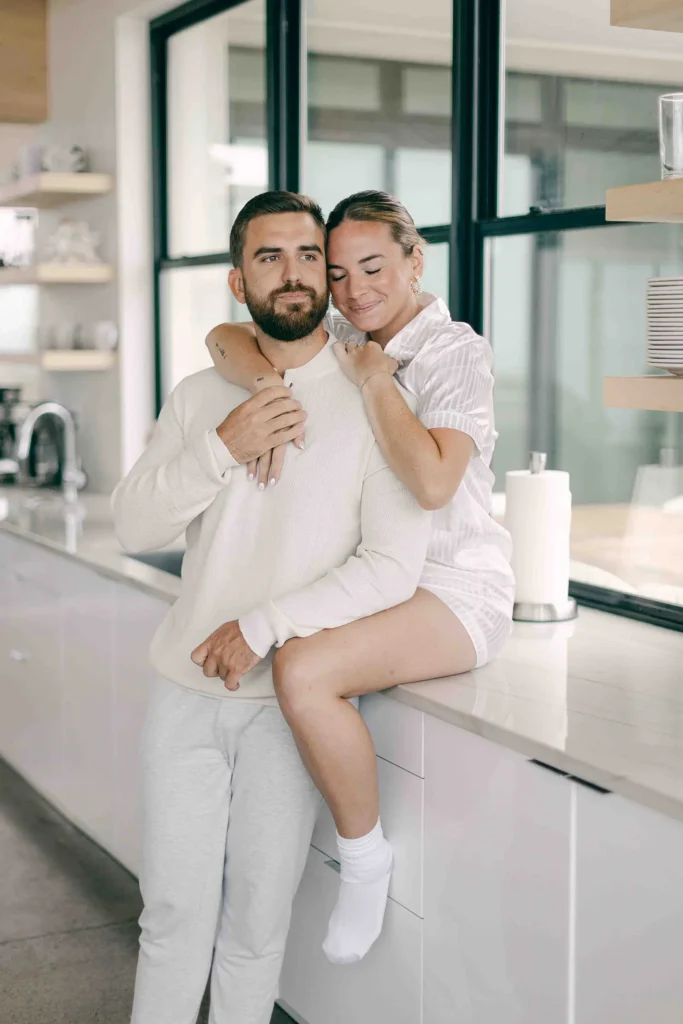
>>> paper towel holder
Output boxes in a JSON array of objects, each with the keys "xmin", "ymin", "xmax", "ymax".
[{"xmin": 512, "ymin": 451, "xmax": 578, "ymax": 623}]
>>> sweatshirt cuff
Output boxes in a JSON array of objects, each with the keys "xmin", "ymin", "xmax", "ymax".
[
  {"xmin": 238, "ymin": 607, "xmax": 277, "ymax": 659},
  {"xmin": 191, "ymin": 428, "xmax": 240, "ymax": 483}
]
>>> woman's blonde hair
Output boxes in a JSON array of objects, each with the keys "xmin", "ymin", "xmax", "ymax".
[{"xmin": 326, "ymin": 190, "xmax": 426, "ymax": 257}]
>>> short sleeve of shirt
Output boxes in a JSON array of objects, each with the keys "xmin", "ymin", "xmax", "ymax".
[
  {"xmin": 324, "ymin": 311, "xmax": 367, "ymax": 346},
  {"xmin": 415, "ymin": 329, "xmax": 494, "ymax": 457}
]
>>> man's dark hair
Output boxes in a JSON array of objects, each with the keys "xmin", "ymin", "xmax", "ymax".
[{"xmin": 229, "ymin": 190, "xmax": 326, "ymax": 269}]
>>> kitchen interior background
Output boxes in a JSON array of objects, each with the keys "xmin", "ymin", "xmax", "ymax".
[{"xmin": 0, "ymin": 0, "xmax": 682, "ymax": 614}]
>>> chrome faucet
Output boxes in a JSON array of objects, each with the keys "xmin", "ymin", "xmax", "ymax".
[{"xmin": 15, "ymin": 402, "xmax": 87, "ymax": 504}]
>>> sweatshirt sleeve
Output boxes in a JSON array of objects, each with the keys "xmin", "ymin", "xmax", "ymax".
[
  {"xmin": 111, "ymin": 390, "xmax": 239, "ymax": 553},
  {"xmin": 238, "ymin": 443, "xmax": 432, "ymax": 657}
]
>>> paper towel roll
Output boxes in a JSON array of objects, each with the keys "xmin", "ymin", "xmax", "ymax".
[{"xmin": 505, "ymin": 466, "xmax": 572, "ymax": 605}]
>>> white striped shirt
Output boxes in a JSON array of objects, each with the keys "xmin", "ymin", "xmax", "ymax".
[{"xmin": 327, "ymin": 296, "xmax": 515, "ymax": 665}]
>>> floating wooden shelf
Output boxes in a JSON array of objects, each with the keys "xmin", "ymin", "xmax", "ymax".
[
  {"xmin": 611, "ymin": 0, "xmax": 683, "ymax": 33},
  {"xmin": 0, "ymin": 172, "xmax": 113, "ymax": 208},
  {"xmin": 604, "ymin": 375, "xmax": 683, "ymax": 412},
  {"xmin": 0, "ymin": 350, "xmax": 117, "ymax": 371},
  {"xmin": 0, "ymin": 264, "xmax": 114, "ymax": 285},
  {"xmin": 606, "ymin": 178, "xmax": 683, "ymax": 223}
]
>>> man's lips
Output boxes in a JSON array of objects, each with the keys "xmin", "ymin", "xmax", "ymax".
[{"xmin": 276, "ymin": 291, "xmax": 312, "ymax": 302}]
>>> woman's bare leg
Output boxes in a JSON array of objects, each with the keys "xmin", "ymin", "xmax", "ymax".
[
  {"xmin": 272, "ymin": 587, "xmax": 477, "ymax": 839},
  {"xmin": 272, "ymin": 588, "xmax": 477, "ymax": 964}
]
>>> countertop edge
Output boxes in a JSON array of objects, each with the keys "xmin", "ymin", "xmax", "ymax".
[
  {"xmin": 0, "ymin": 520, "xmax": 179, "ymax": 605},
  {"xmin": 384, "ymin": 686, "xmax": 683, "ymax": 826}
]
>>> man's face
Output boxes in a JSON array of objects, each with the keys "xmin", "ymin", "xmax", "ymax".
[{"xmin": 229, "ymin": 212, "xmax": 329, "ymax": 341}]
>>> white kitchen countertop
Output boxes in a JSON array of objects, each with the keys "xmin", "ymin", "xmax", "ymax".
[{"xmin": 1, "ymin": 487, "xmax": 683, "ymax": 823}]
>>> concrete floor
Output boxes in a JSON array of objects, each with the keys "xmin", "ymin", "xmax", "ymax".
[{"xmin": 0, "ymin": 758, "xmax": 294, "ymax": 1023}]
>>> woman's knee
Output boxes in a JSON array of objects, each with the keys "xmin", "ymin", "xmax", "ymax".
[{"xmin": 272, "ymin": 639, "xmax": 324, "ymax": 712}]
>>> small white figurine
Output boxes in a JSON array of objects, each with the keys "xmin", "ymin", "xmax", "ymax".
[{"xmin": 43, "ymin": 218, "xmax": 102, "ymax": 265}]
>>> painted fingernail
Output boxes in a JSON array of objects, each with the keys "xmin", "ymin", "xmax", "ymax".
[
  {"xmin": 248, "ymin": 473, "xmax": 254, "ymax": 481},
  {"xmin": 297, "ymin": 441, "xmax": 305, "ymax": 449},
  {"xmin": 289, "ymin": 383, "xmax": 294, "ymax": 388},
  {"xmin": 259, "ymin": 482, "xmax": 265, "ymax": 491},
  {"xmin": 269, "ymin": 478, "xmax": 276, "ymax": 486}
]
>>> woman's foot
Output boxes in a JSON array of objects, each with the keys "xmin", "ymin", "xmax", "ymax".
[{"xmin": 322, "ymin": 820, "xmax": 393, "ymax": 965}]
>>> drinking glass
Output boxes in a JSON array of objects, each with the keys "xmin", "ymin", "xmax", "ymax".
[{"xmin": 659, "ymin": 94, "xmax": 683, "ymax": 179}]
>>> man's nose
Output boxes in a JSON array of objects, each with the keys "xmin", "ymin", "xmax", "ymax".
[{"xmin": 281, "ymin": 255, "xmax": 301, "ymax": 283}]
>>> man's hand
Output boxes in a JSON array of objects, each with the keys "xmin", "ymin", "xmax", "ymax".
[
  {"xmin": 216, "ymin": 386, "xmax": 307, "ymax": 467},
  {"xmin": 190, "ymin": 621, "xmax": 261, "ymax": 691}
]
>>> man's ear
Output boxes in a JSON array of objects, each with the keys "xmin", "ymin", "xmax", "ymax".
[{"xmin": 228, "ymin": 267, "xmax": 247, "ymax": 305}]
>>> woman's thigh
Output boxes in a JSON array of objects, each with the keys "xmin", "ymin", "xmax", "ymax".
[{"xmin": 275, "ymin": 588, "xmax": 477, "ymax": 700}]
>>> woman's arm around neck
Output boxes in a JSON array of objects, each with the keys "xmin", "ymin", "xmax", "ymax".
[{"xmin": 206, "ymin": 322, "xmax": 282, "ymax": 393}]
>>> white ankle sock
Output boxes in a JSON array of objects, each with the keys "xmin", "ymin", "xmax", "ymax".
[{"xmin": 322, "ymin": 819, "xmax": 393, "ymax": 966}]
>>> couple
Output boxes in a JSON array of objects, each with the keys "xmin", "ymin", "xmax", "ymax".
[{"xmin": 112, "ymin": 188, "xmax": 514, "ymax": 1024}]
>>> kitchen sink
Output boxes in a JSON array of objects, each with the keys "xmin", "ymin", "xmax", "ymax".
[{"xmin": 130, "ymin": 550, "xmax": 185, "ymax": 577}]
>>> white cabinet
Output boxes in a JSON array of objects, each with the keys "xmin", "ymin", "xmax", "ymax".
[
  {"xmin": 0, "ymin": 530, "xmax": 170, "ymax": 870},
  {"xmin": 423, "ymin": 715, "xmax": 572, "ymax": 1024},
  {"xmin": 0, "ymin": 533, "xmax": 64, "ymax": 799},
  {"xmin": 574, "ymin": 784, "xmax": 683, "ymax": 1024},
  {"xmin": 279, "ymin": 846, "xmax": 422, "ymax": 1024},
  {"xmin": 59, "ymin": 557, "xmax": 118, "ymax": 852},
  {"xmin": 112, "ymin": 580, "xmax": 168, "ymax": 874}
]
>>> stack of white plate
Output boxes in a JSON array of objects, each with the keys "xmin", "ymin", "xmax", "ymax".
[{"xmin": 647, "ymin": 277, "xmax": 683, "ymax": 375}]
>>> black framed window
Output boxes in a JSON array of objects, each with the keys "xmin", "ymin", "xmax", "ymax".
[
  {"xmin": 151, "ymin": 0, "xmax": 683, "ymax": 630},
  {"xmin": 465, "ymin": 0, "xmax": 683, "ymax": 629}
]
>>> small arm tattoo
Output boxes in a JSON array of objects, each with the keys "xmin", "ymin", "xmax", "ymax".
[{"xmin": 216, "ymin": 342, "xmax": 227, "ymax": 359}]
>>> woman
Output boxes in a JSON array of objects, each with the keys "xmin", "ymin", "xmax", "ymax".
[{"xmin": 205, "ymin": 191, "xmax": 514, "ymax": 965}]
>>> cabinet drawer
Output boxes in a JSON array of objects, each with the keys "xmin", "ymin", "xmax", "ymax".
[
  {"xmin": 311, "ymin": 754, "xmax": 424, "ymax": 917},
  {"xmin": 360, "ymin": 692, "xmax": 423, "ymax": 777},
  {"xmin": 280, "ymin": 845, "xmax": 422, "ymax": 1024}
]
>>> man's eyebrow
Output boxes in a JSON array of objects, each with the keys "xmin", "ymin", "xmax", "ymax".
[
  {"xmin": 298, "ymin": 244, "xmax": 323, "ymax": 254},
  {"xmin": 253, "ymin": 246, "xmax": 283, "ymax": 257}
]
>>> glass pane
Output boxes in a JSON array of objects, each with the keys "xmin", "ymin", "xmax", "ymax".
[
  {"xmin": 160, "ymin": 265, "xmax": 248, "ymax": 398},
  {"xmin": 488, "ymin": 223, "xmax": 683, "ymax": 605},
  {"xmin": 167, "ymin": 0, "xmax": 267, "ymax": 258},
  {"xmin": 502, "ymin": 0, "xmax": 683, "ymax": 215},
  {"xmin": 305, "ymin": 0, "xmax": 452, "ymax": 223},
  {"xmin": 422, "ymin": 242, "xmax": 449, "ymax": 302}
]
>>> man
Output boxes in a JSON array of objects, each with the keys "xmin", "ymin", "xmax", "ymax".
[{"xmin": 112, "ymin": 191, "xmax": 431, "ymax": 1024}]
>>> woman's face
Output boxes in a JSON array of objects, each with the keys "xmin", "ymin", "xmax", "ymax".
[{"xmin": 326, "ymin": 220, "xmax": 423, "ymax": 336}]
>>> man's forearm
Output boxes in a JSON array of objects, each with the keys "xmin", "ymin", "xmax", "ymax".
[{"xmin": 112, "ymin": 424, "xmax": 236, "ymax": 553}]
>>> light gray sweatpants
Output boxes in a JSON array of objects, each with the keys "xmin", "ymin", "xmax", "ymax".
[{"xmin": 130, "ymin": 677, "xmax": 321, "ymax": 1024}]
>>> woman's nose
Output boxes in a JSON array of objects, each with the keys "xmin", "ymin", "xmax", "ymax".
[{"xmin": 346, "ymin": 274, "xmax": 368, "ymax": 300}]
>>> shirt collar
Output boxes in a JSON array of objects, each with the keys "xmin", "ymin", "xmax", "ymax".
[
  {"xmin": 282, "ymin": 334, "xmax": 339, "ymax": 385},
  {"xmin": 383, "ymin": 294, "xmax": 450, "ymax": 364}
]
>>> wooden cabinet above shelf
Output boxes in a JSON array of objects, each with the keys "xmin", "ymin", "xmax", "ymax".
[
  {"xmin": 604, "ymin": 375, "xmax": 683, "ymax": 412},
  {"xmin": 611, "ymin": 0, "xmax": 683, "ymax": 32},
  {"xmin": 0, "ymin": 173, "xmax": 113, "ymax": 209}
]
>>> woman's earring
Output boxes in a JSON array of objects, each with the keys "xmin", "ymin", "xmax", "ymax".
[{"xmin": 411, "ymin": 276, "xmax": 423, "ymax": 295}]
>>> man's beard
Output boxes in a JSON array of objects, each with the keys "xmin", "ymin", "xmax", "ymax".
[{"xmin": 244, "ymin": 281, "xmax": 329, "ymax": 342}]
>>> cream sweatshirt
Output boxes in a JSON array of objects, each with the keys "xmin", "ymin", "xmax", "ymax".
[{"xmin": 111, "ymin": 337, "xmax": 432, "ymax": 702}]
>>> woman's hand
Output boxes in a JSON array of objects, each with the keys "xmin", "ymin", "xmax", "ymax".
[
  {"xmin": 247, "ymin": 372, "xmax": 306, "ymax": 488},
  {"xmin": 333, "ymin": 340, "xmax": 398, "ymax": 390}
]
